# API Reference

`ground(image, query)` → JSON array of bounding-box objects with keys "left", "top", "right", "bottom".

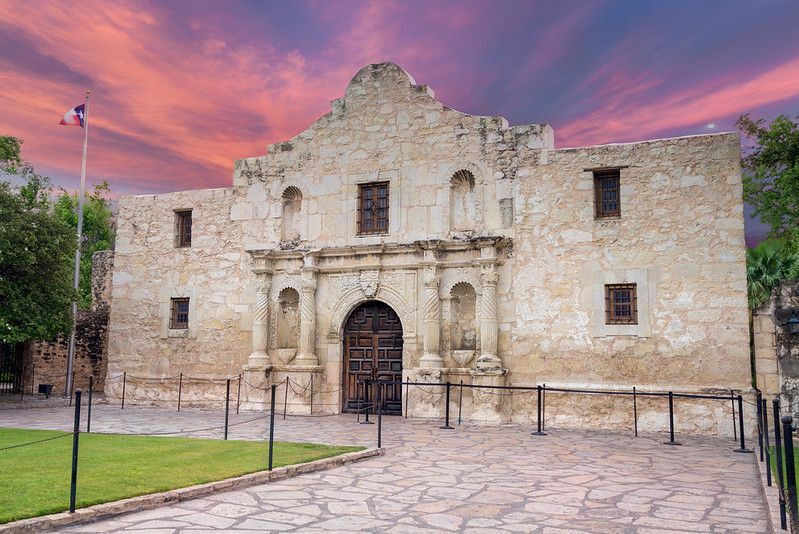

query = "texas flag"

[{"left": 59, "top": 103, "right": 85, "bottom": 127}]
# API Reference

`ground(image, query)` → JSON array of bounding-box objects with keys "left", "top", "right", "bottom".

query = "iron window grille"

[
  {"left": 605, "top": 284, "right": 638, "bottom": 325},
  {"left": 170, "top": 297, "right": 190, "bottom": 329},
  {"left": 175, "top": 210, "right": 192, "bottom": 247},
  {"left": 594, "top": 169, "right": 621, "bottom": 218},
  {"left": 357, "top": 181, "right": 389, "bottom": 235}
]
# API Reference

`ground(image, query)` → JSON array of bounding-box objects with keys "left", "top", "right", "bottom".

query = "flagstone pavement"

[{"left": 0, "top": 403, "right": 768, "bottom": 533}]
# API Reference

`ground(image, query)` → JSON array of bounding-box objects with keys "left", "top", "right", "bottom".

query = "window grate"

[
  {"left": 605, "top": 284, "right": 637, "bottom": 325},
  {"left": 170, "top": 298, "right": 190, "bottom": 329},
  {"left": 593, "top": 169, "right": 621, "bottom": 218},
  {"left": 357, "top": 182, "right": 389, "bottom": 235},
  {"left": 175, "top": 210, "right": 192, "bottom": 247}
]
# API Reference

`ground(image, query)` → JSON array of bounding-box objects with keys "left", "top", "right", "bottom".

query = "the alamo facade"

[{"left": 106, "top": 63, "right": 751, "bottom": 434}]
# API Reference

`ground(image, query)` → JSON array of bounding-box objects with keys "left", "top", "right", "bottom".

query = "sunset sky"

[{"left": 1, "top": 0, "right": 798, "bottom": 243}]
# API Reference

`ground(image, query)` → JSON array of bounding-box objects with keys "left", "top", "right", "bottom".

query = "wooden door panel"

[{"left": 343, "top": 301, "right": 403, "bottom": 415}]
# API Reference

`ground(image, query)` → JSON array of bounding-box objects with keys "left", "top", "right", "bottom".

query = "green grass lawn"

[{"left": 0, "top": 428, "right": 362, "bottom": 524}]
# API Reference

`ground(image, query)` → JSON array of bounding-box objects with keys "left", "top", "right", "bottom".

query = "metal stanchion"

[
  {"left": 404, "top": 380, "right": 410, "bottom": 419},
  {"left": 224, "top": 378, "right": 231, "bottom": 440},
  {"left": 664, "top": 391, "right": 681, "bottom": 445},
  {"left": 542, "top": 383, "right": 546, "bottom": 432},
  {"left": 762, "top": 398, "right": 772, "bottom": 487},
  {"left": 268, "top": 384, "right": 276, "bottom": 471},
  {"left": 310, "top": 374, "right": 314, "bottom": 415},
  {"left": 440, "top": 381, "right": 453, "bottom": 429},
  {"left": 361, "top": 380, "right": 373, "bottom": 425},
  {"left": 121, "top": 371, "right": 126, "bottom": 409},
  {"left": 458, "top": 380, "right": 464, "bottom": 426},
  {"left": 532, "top": 385, "right": 546, "bottom": 436},
  {"left": 377, "top": 380, "right": 383, "bottom": 448},
  {"left": 774, "top": 398, "right": 788, "bottom": 530},
  {"left": 782, "top": 415, "right": 798, "bottom": 527},
  {"left": 236, "top": 374, "right": 241, "bottom": 415},
  {"left": 757, "top": 392, "right": 764, "bottom": 462},
  {"left": 633, "top": 386, "right": 638, "bottom": 437},
  {"left": 87, "top": 376, "right": 93, "bottom": 434},
  {"left": 734, "top": 395, "right": 752, "bottom": 452},
  {"left": 731, "top": 389, "right": 737, "bottom": 442},
  {"left": 69, "top": 389, "right": 82, "bottom": 513},
  {"left": 283, "top": 376, "right": 289, "bottom": 420},
  {"left": 177, "top": 372, "right": 183, "bottom": 411}
]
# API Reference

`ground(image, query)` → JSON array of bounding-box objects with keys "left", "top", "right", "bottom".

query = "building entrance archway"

[{"left": 342, "top": 300, "right": 403, "bottom": 415}]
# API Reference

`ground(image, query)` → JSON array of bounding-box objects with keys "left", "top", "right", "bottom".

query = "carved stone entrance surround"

[{"left": 243, "top": 237, "right": 511, "bottom": 419}]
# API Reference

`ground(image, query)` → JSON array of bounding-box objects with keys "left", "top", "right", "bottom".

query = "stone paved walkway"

[{"left": 0, "top": 404, "right": 768, "bottom": 532}]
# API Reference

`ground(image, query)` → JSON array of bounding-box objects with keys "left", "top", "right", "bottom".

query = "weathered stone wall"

[
  {"left": 105, "top": 63, "right": 752, "bottom": 435},
  {"left": 755, "top": 280, "right": 799, "bottom": 412},
  {"left": 26, "top": 250, "right": 114, "bottom": 393}
]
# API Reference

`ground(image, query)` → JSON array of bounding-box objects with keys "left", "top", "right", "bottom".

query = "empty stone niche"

[
  {"left": 281, "top": 186, "right": 302, "bottom": 244},
  {"left": 450, "top": 169, "right": 476, "bottom": 232},
  {"left": 450, "top": 282, "right": 477, "bottom": 366},
  {"left": 275, "top": 287, "right": 300, "bottom": 364}
]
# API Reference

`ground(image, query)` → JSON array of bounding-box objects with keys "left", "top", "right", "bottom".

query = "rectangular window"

[
  {"left": 170, "top": 297, "right": 190, "bottom": 329},
  {"left": 175, "top": 210, "right": 192, "bottom": 247},
  {"left": 357, "top": 182, "right": 389, "bottom": 235},
  {"left": 594, "top": 169, "right": 621, "bottom": 218},
  {"left": 605, "top": 284, "right": 637, "bottom": 325}
]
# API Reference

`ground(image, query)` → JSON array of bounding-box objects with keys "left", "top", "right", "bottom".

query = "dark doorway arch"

[{"left": 342, "top": 300, "right": 403, "bottom": 415}]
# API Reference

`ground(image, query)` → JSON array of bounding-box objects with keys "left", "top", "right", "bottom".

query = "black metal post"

[
  {"left": 457, "top": 380, "right": 464, "bottom": 426},
  {"left": 283, "top": 376, "right": 289, "bottom": 420},
  {"left": 731, "top": 389, "right": 737, "bottom": 442},
  {"left": 121, "top": 371, "right": 126, "bottom": 409},
  {"left": 69, "top": 370, "right": 75, "bottom": 405},
  {"left": 377, "top": 380, "right": 383, "bottom": 448},
  {"left": 404, "top": 380, "right": 409, "bottom": 419},
  {"left": 782, "top": 415, "right": 798, "bottom": 527},
  {"left": 177, "top": 372, "right": 183, "bottom": 411},
  {"left": 757, "top": 391, "right": 764, "bottom": 461},
  {"left": 532, "top": 385, "right": 546, "bottom": 436},
  {"left": 633, "top": 386, "right": 638, "bottom": 437},
  {"left": 361, "top": 380, "right": 373, "bottom": 424},
  {"left": 440, "top": 381, "right": 453, "bottom": 429},
  {"left": 664, "top": 391, "right": 681, "bottom": 445},
  {"left": 762, "top": 398, "right": 772, "bottom": 487},
  {"left": 268, "top": 384, "right": 276, "bottom": 471},
  {"left": 87, "top": 376, "right": 93, "bottom": 434},
  {"left": 774, "top": 398, "right": 788, "bottom": 530},
  {"left": 734, "top": 395, "right": 751, "bottom": 452},
  {"left": 224, "top": 378, "right": 231, "bottom": 440},
  {"left": 69, "top": 389, "right": 82, "bottom": 513},
  {"left": 236, "top": 374, "right": 241, "bottom": 414},
  {"left": 310, "top": 374, "right": 314, "bottom": 415},
  {"left": 542, "top": 383, "right": 546, "bottom": 432}
]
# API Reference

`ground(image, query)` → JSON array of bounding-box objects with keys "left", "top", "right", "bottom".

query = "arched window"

[
  {"left": 450, "top": 169, "right": 476, "bottom": 232},
  {"left": 281, "top": 186, "right": 302, "bottom": 242},
  {"left": 276, "top": 287, "right": 300, "bottom": 349},
  {"left": 450, "top": 282, "right": 477, "bottom": 350}
]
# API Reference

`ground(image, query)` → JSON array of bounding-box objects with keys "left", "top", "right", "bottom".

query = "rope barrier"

[{"left": 0, "top": 432, "right": 73, "bottom": 452}]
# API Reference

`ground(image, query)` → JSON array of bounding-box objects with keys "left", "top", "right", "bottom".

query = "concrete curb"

[
  {"left": 0, "top": 447, "right": 384, "bottom": 534},
  {"left": 754, "top": 450, "right": 784, "bottom": 533}
]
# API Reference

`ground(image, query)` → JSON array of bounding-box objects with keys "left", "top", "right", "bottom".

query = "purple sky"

[{"left": 1, "top": 0, "right": 798, "bottom": 244}]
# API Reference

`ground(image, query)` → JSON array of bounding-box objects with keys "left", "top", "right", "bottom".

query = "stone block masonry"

[{"left": 105, "top": 62, "right": 752, "bottom": 436}]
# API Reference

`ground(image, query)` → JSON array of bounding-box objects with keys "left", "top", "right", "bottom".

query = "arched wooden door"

[{"left": 342, "top": 301, "right": 403, "bottom": 415}]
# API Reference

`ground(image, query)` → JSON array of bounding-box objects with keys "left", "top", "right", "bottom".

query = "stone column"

[
  {"left": 295, "top": 268, "right": 318, "bottom": 365},
  {"left": 420, "top": 267, "right": 444, "bottom": 368},
  {"left": 477, "top": 261, "right": 501, "bottom": 370},
  {"left": 248, "top": 272, "right": 271, "bottom": 367}
]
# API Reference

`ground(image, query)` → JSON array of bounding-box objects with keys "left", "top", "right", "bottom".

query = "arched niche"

[
  {"left": 450, "top": 282, "right": 477, "bottom": 350},
  {"left": 281, "top": 186, "right": 302, "bottom": 243},
  {"left": 276, "top": 287, "right": 300, "bottom": 349},
  {"left": 450, "top": 169, "right": 476, "bottom": 232}
]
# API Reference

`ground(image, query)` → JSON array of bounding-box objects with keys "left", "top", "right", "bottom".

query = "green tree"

[
  {"left": 737, "top": 114, "right": 799, "bottom": 245},
  {"left": 0, "top": 137, "right": 76, "bottom": 343},
  {"left": 746, "top": 239, "right": 799, "bottom": 309},
  {"left": 54, "top": 182, "right": 115, "bottom": 309}
]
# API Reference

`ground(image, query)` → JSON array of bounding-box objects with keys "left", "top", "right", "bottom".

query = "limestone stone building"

[{"left": 106, "top": 63, "right": 751, "bottom": 433}]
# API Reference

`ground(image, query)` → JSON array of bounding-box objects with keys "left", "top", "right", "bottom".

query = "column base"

[
  {"left": 272, "top": 365, "right": 324, "bottom": 415},
  {"left": 475, "top": 353, "right": 503, "bottom": 372},
  {"left": 419, "top": 353, "right": 444, "bottom": 368},
  {"left": 469, "top": 367, "right": 509, "bottom": 423},
  {"left": 240, "top": 365, "right": 273, "bottom": 411},
  {"left": 247, "top": 350, "right": 272, "bottom": 368}
]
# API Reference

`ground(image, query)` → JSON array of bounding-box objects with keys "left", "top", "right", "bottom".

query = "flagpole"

[{"left": 65, "top": 90, "right": 89, "bottom": 397}]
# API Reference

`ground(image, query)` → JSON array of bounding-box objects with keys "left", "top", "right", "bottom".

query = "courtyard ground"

[{"left": 0, "top": 404, "right": 769, "bottom": 532}]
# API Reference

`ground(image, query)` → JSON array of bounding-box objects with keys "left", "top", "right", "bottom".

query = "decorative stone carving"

[
  {"left": 359, "top": 269, "right": 380, "bottom": 298},
  {"left": 477, "top": 261, "right": 501, "bottom": 371},
  {"left": 248, "top": 272, "right": 271, "bottom": 367},
  {"left": 420, "top": 267, "right": 443, "bottom": 368},
  {"left": 295, "top": 268, "right": 318, "bottom": 365}
]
